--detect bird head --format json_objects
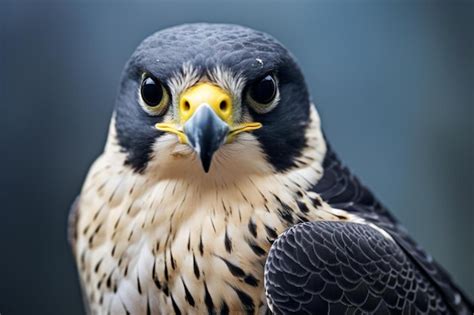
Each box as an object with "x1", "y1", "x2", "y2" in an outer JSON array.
[{"x1": 112, "y1": 23, "x2": 317, "y2": 178}]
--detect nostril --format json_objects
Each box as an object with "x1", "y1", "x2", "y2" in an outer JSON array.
[
  {"x1": 219, "y1": 100, "x2": 228, "y2": 112},
  {"x1": 183, "y1": 100, "x2": 191, "y2": 112}
]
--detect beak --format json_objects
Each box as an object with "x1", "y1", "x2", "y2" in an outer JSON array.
[
  {"x1": 184, "y1": 104, "x2": 228, "y2": 172},
  {"x1": 155, "y1": 82, "x2": 261, "y2": 172}
]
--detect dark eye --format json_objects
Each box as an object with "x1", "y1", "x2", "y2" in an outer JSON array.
[
  {"x1": 140, "y1": 75, "x2": 169, "y2": 115},
  {"x1": 141, "y1": 76, "x2": 163, "y2": 106},
  {"x1": 250, "y1": 75, "x2": 277, "y2": 104}
]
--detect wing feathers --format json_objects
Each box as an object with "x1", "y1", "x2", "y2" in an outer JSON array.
[{"x1": 264, "y1": 221, "x2": 464, "y2": 315}]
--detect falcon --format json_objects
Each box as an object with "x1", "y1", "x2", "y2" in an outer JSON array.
[{"x1": 69, "y1": 23, "x2": 473, "y2": 314}]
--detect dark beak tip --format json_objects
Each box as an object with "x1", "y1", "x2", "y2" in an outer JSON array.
[
  {"x1": 199, "y1": 152, "x2": 213, "y2": 173},
  {"x1": 184, "y1": 105, "x2": 229, "y2": 174},
  {"x1": 201, "y1": 159, "x2": 211, "y2": 173}
]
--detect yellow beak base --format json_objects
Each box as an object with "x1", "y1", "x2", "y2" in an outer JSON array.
[{"x1": 155, "y1": 82, "x2": 262, "y2": 145}]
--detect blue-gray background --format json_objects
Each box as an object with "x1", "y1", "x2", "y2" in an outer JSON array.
[{"x1": 0, "y1": 1, "x2": 472, "y2": 314}]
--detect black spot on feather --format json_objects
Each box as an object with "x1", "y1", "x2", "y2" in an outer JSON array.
[
  {"x1": 244, "y1": 274, "x2": 259, "y2": 287},
  {"x1": 248, "y1": 218, "x2": 257, "y2": 237},
  {"x1": 170, "y1": 294, "x2": 182, "y2": 315},
  {"x1": 232, "y1": 287, "x2": 255, "y2": 315},
  {"x1": 199, "y1": 234, "x2": 204, "y2": 256},
  {"x1": 204, "y1": 282, "x2": 214, "y2": 315},
  {"x1": 220, "y1": 301, "x2": 229, "y2": 315},
  {"x1": 137, "y1": 276, "x2": 142, "y2": 294},
  {"x1": 94, "y1": 258, "x2": 103, "y2": 273},
  {"x1": 248, "y1": 242, "x2": 266, "y2": 256},
  {"x1": 146, "y1": 296, "x2": 151, "y2": 315},
  {"x1": 152, "y1": 260, "x2": 161, "y2": 289},
  {"x1": 264, "y1": 224, "x2": 278, "y2": 239},
  {"x1": 193, "y1": 253, "x2": 200, "y2": 279},
  {"x1": 219, "y1": 256, "x2": 245, "y2": 277},
  {"x1": 170, "y1": 249, "x2": 176, "y2": 270},
  {"x1": 224, "y1": 228, "x2": 232, "y2": 253},
  {"x1": 182, "y1": 278, "x2": 195, "y2": 307},
  {"x1": 297, "y1": 200, "x2": 309, "y2": 213}
]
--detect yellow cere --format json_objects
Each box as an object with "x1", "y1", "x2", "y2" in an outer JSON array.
[
  {"x1": 155, "y1": 82, "x2": 262, "y2": 144},
  {"x1": 179, "y1": 83, "x2": 232, "y2": 124}
]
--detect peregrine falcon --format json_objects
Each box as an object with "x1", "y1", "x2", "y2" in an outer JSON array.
[{"x1": 69, "y1": 23, "x2": 473, "y2": 314}]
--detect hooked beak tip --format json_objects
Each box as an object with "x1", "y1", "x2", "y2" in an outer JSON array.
[
  {"x1": 201, "y1": 156, "x2": 212, "y2": 173},
  {"x1": 194, "y1": 147, "x2": 211, "y2": 173},
  {"x1": 184, "y1": 105, "x2": 229, "y2": 173}
]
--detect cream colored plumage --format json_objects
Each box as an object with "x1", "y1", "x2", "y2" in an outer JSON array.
[{"x1": 73, "y1": 106, "x2": 351, "y2": 314}]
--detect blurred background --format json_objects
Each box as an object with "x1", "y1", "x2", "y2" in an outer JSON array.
[{"x1": 0, "y1": 0, "x2": 472, "y2": 314}]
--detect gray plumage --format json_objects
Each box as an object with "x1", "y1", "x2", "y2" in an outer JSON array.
[{"x1": 69, "y1": 23, "x2": 473, "y2": 315}]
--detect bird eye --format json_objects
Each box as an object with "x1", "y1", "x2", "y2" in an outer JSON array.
[
  {"x1": 140, "y1": 75, "x2": 169, "y2": 115},
  {"x1": 247, "y1": 74, "x2": 278, "y2": 113}
]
